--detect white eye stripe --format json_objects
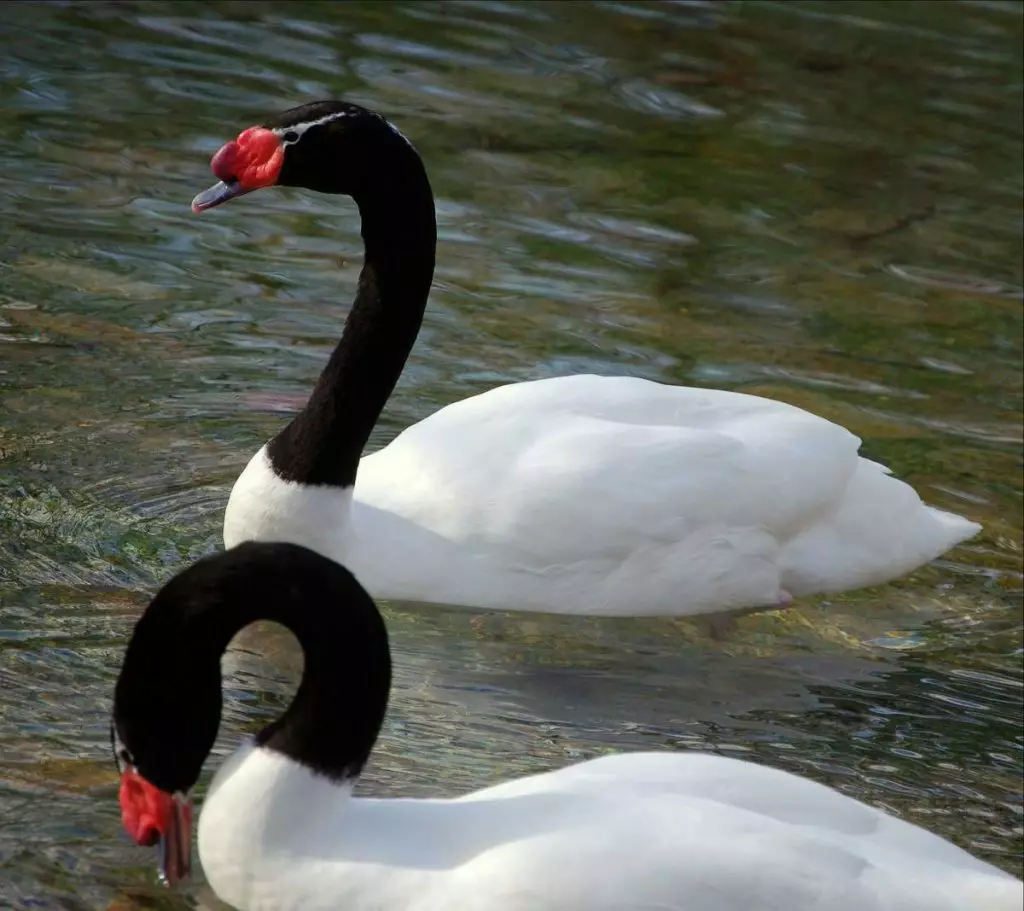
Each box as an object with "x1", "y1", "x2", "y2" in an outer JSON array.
[
  {"x1": 271, "y1": 110, "x2": 415, "y2": 150},
  {"x1": 272, "y1": 111, "x2": 353, "y2": 145}
]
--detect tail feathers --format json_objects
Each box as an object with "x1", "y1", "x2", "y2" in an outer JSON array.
[
  {"x1": 922, "y1": 505, "x2": 982, "y2": 551},
  {"x1": 780, "y1": 462, "x2": 981, "y2": 596}
]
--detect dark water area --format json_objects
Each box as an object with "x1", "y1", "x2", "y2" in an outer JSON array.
[{"x1": 0, "y1": 1, "x2": 1021, "y2": 907}]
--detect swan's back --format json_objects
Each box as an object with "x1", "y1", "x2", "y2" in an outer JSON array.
[
  {"x1": 352, "y1": 374, "x2": 978, "y2": 614},
  {"x1": 448, "y1": 752, "x2": 1019, "y2": 911},
  {"x1": 393, "y1": 374, "x2": 832, "y2": 435},
  {"x1": 199, "y1": 747, "x2": 1021, "y2": 911},
  {"x1": 362, "y1": 374, "x2": 862, "y2": 547}
]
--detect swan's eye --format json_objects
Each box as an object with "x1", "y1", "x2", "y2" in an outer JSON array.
[{"x1": 283, "y1": 131, "x2": 300, "y2": 144}]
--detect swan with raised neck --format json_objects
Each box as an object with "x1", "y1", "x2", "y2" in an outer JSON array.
[{"x1": 194, "y1": 100, "x2": 981, "y2": 618}]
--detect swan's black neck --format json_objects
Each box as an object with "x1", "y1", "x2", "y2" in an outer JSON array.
[
  {"x1": 112, "y1": 542, "x2": 392, "y2": 794},
  {"x1": 266, "y1": 145, "x2": 436, "y2": 488}
]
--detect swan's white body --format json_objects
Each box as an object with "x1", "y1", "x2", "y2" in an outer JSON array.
[
  {"x1": 199, "y1": 742, "x2": 1020, "y2": 911},
  {"x1": 225, "y1": 375, "x2": 979, "y2": 616}
]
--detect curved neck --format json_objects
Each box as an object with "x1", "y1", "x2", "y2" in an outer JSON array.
[
  {"x1": 247, "y1": 587, "x2": 391, "y2": 782},
  {"x1": 266, "y1": 158, "x2": 436, "y2": 488},
  {"x1": 115, "y1": 544, "x2": 392, "y2": 791}
]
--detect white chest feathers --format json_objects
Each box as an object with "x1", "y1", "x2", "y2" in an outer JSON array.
[{"x1": 223, "y1": 446, "x2": 354, "y2": 566}]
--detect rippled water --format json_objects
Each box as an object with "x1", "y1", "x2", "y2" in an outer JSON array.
[{"x1": 0, "y1": 1, "x2": 1021, "y2": 907}]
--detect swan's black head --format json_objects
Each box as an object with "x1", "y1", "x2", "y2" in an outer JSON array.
[
  {"x1": 112, "y1": 541, "x2": 392, "y2": 884},
  {"x1": 191, "y1": 100, "x2": 422, "y2": 211}
]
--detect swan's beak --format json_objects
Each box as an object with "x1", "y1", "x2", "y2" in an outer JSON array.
[
  {"x1": 119, "y1": 766, "x2": 193, "y2": 886},
  {"x1": 159, "y1": 792, "x2": 193, "y2": 886},
  {"x1": 191, "y1": 180, "x2": 253, "y2": 213}
]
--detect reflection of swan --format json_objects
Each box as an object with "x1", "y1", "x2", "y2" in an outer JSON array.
[
  {"x1": 194, "y1": 100, "x2": 979, "y2": 618},
  {"x1": 114, "y1": 543, "x2": 1021, "y2": 911}
]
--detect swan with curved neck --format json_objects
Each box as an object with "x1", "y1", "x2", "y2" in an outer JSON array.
[
  {"x1": 113, "y1": 542, "x2": 1021, "y2": 911},
  {"x1": 195, "y1": 100, "x2": 980, "y2": 617}
]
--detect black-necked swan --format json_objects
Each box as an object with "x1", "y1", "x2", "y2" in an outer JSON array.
[
  {"x1": 113, "y1": 542, "x2": 1020, "y2": 911},
  {"x1": 191, "y1": 100, "x2": 980, "y2": 617}
]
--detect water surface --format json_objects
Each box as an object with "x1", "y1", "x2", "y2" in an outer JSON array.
[{"x1": 0, "y1": 1, "x2": 1021, "y2": 907}]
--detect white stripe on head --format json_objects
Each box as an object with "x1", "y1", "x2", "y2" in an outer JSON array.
[
  {"x1": 271, "y1": 109, "x2": 414, "y2": 150},
  {"x1": 271, "y1": 111, "x2": 354, "y2": 145}
]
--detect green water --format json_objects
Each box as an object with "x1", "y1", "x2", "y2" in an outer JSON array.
[{"x1": 0, "y1": 1, "x2": 1021, "y2": 907}]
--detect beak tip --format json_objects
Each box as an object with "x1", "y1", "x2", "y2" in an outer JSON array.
[
  {"x1": 156, "y1": 794, "x2": 193, "y2": 887},
  {"x1": 190, "y1": 180, "x2": 248, "y2": 213}
]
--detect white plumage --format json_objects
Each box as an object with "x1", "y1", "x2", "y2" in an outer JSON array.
[
  {"x1": 198, "y1": 743, "x2": 1021, "y2": 911},
  {"x1": 225, "y1": 374, "x2": 979, "y2": 616}
]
